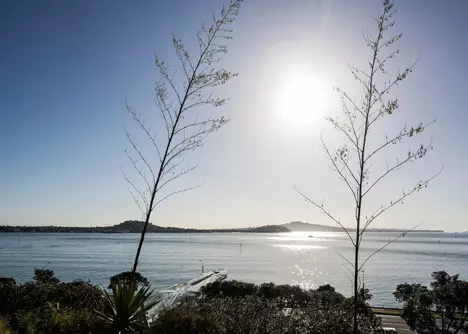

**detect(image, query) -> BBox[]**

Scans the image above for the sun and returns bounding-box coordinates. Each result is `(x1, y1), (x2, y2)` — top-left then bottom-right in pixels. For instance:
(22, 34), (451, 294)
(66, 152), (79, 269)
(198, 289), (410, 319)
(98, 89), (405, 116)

(277, 72), (330, 126)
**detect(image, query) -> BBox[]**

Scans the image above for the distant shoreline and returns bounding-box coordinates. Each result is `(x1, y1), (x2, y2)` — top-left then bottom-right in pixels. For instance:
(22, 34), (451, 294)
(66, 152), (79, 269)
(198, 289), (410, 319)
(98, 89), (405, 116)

(0, 220), (444, 234)
(0, 221), (291, 234)
(283, 221), (444, 233)
(0, 231), (445, 233)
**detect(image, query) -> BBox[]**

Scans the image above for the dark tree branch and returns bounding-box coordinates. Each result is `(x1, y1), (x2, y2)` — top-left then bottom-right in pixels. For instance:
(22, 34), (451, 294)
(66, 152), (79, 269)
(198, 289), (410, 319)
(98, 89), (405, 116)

(156, 164), (198, 194)
(321, 140), (359, 203)
(295, 186), (356, 248)
(363, 140), (434, 197)
(358, 223), (422, 271)
(152, 183), (203, 208)
(365, 120), (435, 163)
(362, 168), (442, 234)
(334, 249), (355, 269)
(125, 131), (155, 182)
(126, 103), (163, 163)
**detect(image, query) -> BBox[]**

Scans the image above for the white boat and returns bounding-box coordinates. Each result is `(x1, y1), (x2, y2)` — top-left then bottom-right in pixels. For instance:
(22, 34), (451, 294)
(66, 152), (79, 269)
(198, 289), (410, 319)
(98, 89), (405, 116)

(147, 269), (228, 322)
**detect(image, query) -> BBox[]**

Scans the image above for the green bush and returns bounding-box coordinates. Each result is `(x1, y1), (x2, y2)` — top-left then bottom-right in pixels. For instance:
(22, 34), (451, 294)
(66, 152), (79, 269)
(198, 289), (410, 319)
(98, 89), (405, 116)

(45, 303), (105, 333)
(0, 317), (11, 334)
(0, 279), (18, 315)
(201, 280), (258, 298)
(11, 280), (105, 313)
(1, 273), (382, 333)
(0, 270), (106, 334)
(33, 269), (60, 284)
(108, 271), (149, 290)
(10, 306), (106, 334)
(150, 295), (380, 333)
(202, 280), (348, 309)
(150, 303), (221, 334)
(158, 282), (380, 334)
(394, 271), (468, 333)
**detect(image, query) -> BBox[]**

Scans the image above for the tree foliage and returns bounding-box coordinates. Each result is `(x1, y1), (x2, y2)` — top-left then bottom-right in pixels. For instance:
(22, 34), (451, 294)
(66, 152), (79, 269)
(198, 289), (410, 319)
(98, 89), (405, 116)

(394, 271), (468, 333)
(109, 271), (149, 290)
(33, 269), (60, 284)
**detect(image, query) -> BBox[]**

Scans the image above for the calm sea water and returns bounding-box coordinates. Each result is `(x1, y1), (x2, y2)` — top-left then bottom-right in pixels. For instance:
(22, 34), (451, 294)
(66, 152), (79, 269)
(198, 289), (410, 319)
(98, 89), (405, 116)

(1, 232), (467, 306)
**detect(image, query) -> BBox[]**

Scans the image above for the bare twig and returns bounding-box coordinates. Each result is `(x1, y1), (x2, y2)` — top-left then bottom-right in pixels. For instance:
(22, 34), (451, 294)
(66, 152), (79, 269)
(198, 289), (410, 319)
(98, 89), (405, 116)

(358, 223), (422, 271)
(362, 140), (434, 197)
(334, 249), (355, 269)
(295, 185), (356, 247)
(362, 167), (442, 234)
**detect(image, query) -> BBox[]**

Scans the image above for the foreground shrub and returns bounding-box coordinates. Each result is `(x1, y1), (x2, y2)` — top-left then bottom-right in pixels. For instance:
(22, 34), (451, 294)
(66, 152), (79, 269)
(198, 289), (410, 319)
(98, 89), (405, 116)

(156, 282), (381, 334)
(201, 280), (258, 299)
(0, 317), (11, 334)
(150, 296), (302, 334)
(10, 304), (105, 334)
(11, 279), (105, 313)
(151, 303), (222, 334)
(0, 270), (106, 333)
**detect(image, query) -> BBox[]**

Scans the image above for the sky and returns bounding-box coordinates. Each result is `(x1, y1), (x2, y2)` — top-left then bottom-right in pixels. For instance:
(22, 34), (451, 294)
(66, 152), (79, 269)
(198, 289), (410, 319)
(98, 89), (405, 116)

(1, 0), (467, 232)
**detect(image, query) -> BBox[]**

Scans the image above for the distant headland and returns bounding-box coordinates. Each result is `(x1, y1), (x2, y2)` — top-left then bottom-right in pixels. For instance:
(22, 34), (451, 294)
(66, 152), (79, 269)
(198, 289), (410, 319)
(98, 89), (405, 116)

(0, 220), (289, 233)
(0, 220), (444, 233)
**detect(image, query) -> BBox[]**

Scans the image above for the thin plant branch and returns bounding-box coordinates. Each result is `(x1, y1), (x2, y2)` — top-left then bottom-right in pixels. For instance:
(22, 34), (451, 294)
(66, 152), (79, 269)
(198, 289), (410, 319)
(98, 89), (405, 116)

(123, 0), (243, 279)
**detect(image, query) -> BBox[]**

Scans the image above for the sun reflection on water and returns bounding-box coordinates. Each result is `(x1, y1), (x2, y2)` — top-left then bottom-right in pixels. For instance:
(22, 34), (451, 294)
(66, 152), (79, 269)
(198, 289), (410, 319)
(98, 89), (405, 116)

(272, 244), (327, 251)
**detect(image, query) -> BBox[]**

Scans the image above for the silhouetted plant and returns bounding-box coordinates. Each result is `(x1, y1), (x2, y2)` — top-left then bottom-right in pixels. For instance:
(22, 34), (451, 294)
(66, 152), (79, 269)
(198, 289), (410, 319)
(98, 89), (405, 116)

(317, 284), (335, 292)
(202, 280), (258, 299)
(0, 277), (16, 285)
(394, 271), (468, 333)
(109, 271), (149, 290)
(295, 1), (439, 332)
(123, 0), (243, 280)
(0, 278), (18, 315)
(33, 268), (59, 284)
(96, 281), (160, 333)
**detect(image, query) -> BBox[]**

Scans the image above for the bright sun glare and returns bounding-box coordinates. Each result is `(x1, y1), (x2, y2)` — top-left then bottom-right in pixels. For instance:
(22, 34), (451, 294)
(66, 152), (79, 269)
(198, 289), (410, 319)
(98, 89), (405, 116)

(277, 73), (330, 126)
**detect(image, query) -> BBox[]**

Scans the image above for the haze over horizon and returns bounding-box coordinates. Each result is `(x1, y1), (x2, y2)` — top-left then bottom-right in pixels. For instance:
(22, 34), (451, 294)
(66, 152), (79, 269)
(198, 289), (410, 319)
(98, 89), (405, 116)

(2, 0), (467, 232)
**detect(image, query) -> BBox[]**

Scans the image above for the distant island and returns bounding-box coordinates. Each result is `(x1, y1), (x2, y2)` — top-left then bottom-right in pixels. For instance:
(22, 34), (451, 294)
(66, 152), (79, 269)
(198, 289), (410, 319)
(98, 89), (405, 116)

(0, 220), (290, 233)
(0, 220), (443, 233)
(283, 221), (444, 233)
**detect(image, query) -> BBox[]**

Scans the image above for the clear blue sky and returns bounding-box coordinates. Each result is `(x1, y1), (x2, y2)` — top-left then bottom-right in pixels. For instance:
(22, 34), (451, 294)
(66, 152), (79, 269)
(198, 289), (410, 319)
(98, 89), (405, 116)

(1, 0), (467, 231)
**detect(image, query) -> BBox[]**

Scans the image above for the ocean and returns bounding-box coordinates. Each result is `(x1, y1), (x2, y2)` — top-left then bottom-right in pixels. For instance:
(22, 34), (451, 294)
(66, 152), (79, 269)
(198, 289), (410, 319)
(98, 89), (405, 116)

(1, 231), (467, 307)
